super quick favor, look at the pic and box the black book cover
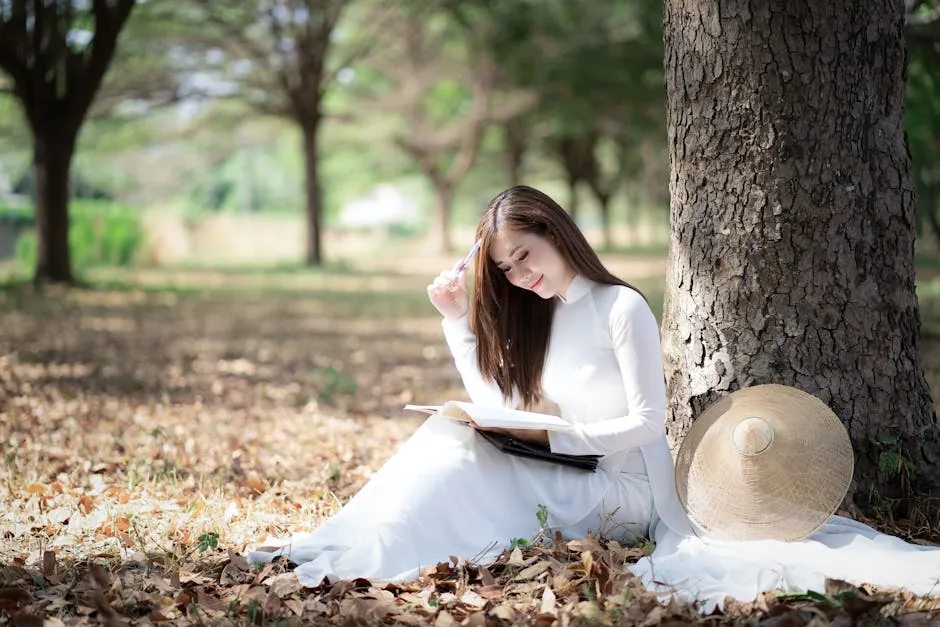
[475,429,601,472]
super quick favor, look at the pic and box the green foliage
[197,531,220,553]
[776,588,865,607]
[12,200,144,271]
[0,205,34,227]
[245,599,260,623]
[310,365,358,406]
[907,33,940,240]
[0,94,30,157]
[536,503,549,529]
[870,433,917,475]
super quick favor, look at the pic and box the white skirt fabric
[248,416,940,610]
[631,515,940,613]
[247,416,654,586]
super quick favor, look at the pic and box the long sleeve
[441,315,519,409]
[548,288,666,456]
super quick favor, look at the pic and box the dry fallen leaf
[1,273,939,627]
[540,585,556,615]
[515,559,551,582]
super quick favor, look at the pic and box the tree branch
[445,76,490,185]
[76,0,138,119]
[32,1,47,85]
[194,3,276,66]
[0,39,28,89]
[394,135,443,183]
[267,0,298,87]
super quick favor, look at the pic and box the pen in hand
[454,239,482,277]
[447,239,481,293]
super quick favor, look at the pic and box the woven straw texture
[675,384,854,542]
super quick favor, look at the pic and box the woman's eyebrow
[494,245,523,268]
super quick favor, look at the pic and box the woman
[250,186,940,611]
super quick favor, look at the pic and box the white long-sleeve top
[441,275,692,537]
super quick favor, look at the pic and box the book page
[402,404,443,416]
[405,402,572,431]
[444,401,572,431]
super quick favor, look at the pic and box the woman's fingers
[426,264,469,320]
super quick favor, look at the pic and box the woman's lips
[530,275,544,290]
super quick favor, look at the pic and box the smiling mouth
[529,276,544,290]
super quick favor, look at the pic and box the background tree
[350,4,535,253]
[0,0,137,283]
[458,0,666,248]
[660,0,940,514]
[906,1,940,245]
[178,0,365,266]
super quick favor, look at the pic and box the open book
[404,401,600,472]
[404,401,572,431]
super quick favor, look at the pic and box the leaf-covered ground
[1,262,939,626]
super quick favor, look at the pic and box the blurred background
[0,0,708,276]
[0,0,937,277]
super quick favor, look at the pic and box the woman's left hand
[480,426,550,447]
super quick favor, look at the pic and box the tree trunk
[504,118,527,187]
[566,176,580,223]
[33,131,76,284]
[301,122,323,266]
[597,193,612,251]
[661,0,940,512]
[433,182,454,255]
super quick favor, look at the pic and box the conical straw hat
[675,384,854,542]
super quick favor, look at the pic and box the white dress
[248,276,940,612]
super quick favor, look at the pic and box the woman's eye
[518,251,529,262]
[501,266,511,274]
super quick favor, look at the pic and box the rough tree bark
[661,0,940,511]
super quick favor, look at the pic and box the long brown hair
[470,185,644,408]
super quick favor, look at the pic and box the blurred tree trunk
[301,123,323,265]
[566,176,580,223]
[584,133,629,251]
[594,191,612,251]
[554,136,594,223]
[432,181,454,255]
[661,0,940,513]
[0,0,137,283]
[503,117,529,187]
[33,132,76,282]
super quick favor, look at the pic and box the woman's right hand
[427,264,469,321]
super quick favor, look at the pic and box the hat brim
[675,384,854,542]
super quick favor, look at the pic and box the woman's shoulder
[590,281,651,321]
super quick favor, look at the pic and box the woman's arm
[547,288,666,456]
[441,315,521,409]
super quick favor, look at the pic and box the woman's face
[489,228,575,300]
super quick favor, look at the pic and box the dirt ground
[1,259,939,625]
